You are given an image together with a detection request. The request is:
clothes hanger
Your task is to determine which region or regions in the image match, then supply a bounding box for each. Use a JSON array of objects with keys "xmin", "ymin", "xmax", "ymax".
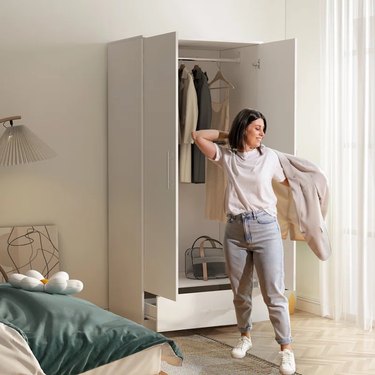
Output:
[{"xmin": 208, "ymin": 68, "xmax": 235, "ymax": 90}]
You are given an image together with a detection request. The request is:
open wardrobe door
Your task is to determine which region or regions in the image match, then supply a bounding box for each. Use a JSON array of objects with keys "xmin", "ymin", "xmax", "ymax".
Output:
[
  {"xmin": 256, "ymin": 39, "xmax": 296, "ymax": 291},
  {"xmin": 255, "ymin": 39, "xmax": 296, "ymax": 154},
  {"xmin": 222, "ymin": 38, "xmax": 296, "ymax": 291},
  {"xmin": 143, "ymin": 32, "xmax": 178, "ymax": 301}
]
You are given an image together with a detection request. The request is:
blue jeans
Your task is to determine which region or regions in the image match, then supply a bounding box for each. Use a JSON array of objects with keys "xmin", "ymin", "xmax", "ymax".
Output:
[{"xmin": 224, "ymin": 210, "xmax": 292, "ymax": 345}]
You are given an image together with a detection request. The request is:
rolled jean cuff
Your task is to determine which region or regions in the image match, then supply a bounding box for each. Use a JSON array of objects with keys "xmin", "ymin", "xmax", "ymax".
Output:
[
  {"xmin": 276, "ymin": 337, "xmax": 293, "ymax": 345},
  {"xmin": 239, "ymin": 327, "xmax": 252, "ymax": 334}
]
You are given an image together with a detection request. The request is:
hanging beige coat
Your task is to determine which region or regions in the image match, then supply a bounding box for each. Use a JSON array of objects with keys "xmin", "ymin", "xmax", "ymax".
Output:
[{"xmin": 179, "ymin": 66, "xmax": 198, "ymax": 183}]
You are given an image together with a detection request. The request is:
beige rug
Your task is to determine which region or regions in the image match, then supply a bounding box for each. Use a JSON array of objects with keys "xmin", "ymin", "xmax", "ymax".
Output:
[{"xmin": 162, "ymin": 334, "xmax": 301, "ymax": 374}]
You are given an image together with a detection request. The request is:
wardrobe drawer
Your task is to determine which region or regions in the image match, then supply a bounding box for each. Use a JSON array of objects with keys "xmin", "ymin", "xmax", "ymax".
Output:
[
  {"xmin": 157, "ymin": 288, "xmax": 268, "ymax": 332},
  {"xmin": 144, "ymin": 297, "xmax": 157, "ymax": 331},
  {"xmin": 150, "ymin": 289, "xmax": 269, "ymax": 332},
  {"xmin": 144, "ymin": 300, "xmax": 157, "ymax": 319}
]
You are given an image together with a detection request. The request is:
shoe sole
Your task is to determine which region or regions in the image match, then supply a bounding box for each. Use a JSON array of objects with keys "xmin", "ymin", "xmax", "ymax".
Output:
[
  {"xmin": 231, "ymin": 348, "xmax": 253, "ymax": 359},
  {"xmin": 279, "ymin": 369, "xmax": 296, "ymax": 375},
  {"xmin": 231, "ymin": 353, "xmax": 246, "ymax": 359}
]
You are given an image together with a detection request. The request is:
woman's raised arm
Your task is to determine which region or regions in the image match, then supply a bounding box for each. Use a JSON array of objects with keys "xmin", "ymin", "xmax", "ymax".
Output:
[{"xmin": 191, "ymin": 130, "xmax": 228, "ymax": 160}]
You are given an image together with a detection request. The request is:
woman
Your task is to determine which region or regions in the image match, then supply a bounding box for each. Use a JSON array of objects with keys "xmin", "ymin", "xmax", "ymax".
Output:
[{"xmin": 192, "ymin": 108, "xmax": 296, "ymax": 375}]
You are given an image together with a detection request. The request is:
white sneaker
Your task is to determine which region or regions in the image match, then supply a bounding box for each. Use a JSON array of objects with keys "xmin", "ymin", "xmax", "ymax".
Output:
[
  {"xmin": 279, "ymin": 349, "xmax": 296, "ymax": 375},
  {"xmin": 231, "ymin": 336, "xmax": 253, "ymax": 359}
]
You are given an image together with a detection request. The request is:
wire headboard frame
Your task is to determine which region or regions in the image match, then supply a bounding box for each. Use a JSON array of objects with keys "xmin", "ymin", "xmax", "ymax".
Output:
[
  {"xmin": 0, "ymin": 225, "xmax": 59, "ymax": 283},
  {"xmin": 0, "ymin": 264, "xmax": 7, "ymax": 281}
]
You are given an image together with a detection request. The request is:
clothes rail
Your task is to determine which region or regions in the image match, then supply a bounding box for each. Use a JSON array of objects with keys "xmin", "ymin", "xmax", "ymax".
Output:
[{"xmin": 178, "ymin": 57, "xmax": 240, "ymax": 63}]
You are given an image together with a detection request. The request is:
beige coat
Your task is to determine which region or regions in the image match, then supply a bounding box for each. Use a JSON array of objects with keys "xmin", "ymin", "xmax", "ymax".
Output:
[
  {"xmin": 179, "ymin": 66, "xmax": 198, "ymax": 183},
  {"xmin": 273, "ymin": 150, "xmax": 331, "ymax": 261}
]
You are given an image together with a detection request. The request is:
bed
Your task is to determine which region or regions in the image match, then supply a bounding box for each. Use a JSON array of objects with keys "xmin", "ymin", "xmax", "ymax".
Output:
[{"xmin": 0, "ymin": 225, "xmax": 182, "ymax": 375}]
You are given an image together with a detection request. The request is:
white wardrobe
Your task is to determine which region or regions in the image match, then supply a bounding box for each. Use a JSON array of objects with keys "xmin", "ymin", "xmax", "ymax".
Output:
[{"xmin": 108, "ymin": 32, "xmax": 296, "ymax": 332}]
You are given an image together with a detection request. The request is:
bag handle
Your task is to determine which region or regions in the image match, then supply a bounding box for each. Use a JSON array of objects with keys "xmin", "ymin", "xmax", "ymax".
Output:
[
  {"xmin": 199, "ymin": 239, "xmax": 209, "ymax": 281},
  {"xmin": 191, "ymin": 235, "xmax": 222, "ymax": 249},
  {"xmin": 198, "ymin": 237, "xmax": 223, "ymax": 281},
  {"xmin": 191, "ymin": 235, "xmax": 224, "ymax": 281}
]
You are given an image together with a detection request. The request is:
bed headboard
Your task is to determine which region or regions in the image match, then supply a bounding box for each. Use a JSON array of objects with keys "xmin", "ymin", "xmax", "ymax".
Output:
[{"xmin": 0, "ymin": 225, "xmax": 59, "ymax": 283}]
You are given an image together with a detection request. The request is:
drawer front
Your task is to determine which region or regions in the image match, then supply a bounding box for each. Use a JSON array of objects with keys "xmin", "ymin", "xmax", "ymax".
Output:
[
  {"xmin": 144, "ymin": 289, "xmax": 268, "ymax": 332},
  {"xmin": 157, "ymin": 289, "xmax": 237, "ymax": 332}
]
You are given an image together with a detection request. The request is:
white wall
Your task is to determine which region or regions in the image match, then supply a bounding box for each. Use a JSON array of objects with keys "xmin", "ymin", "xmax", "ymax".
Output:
[{"xmin": 0, "ymin": 0, "xmax": 322, "ymax": 309}]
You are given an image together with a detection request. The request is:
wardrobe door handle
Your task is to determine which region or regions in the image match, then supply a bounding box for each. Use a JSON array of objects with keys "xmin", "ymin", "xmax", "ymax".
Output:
[
  {"xmin": 167, "ymin": 151, "xmax": 170, "ymax": 190},
  {"xmin": 166, "ymin": 150, "xmax": 175, "ymax": 190}
]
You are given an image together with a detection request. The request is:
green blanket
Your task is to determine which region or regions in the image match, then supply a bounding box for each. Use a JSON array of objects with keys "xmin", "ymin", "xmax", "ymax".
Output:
[{"xmin": 0, "ymin": 284, "xmax": 182, "ymax": 374}]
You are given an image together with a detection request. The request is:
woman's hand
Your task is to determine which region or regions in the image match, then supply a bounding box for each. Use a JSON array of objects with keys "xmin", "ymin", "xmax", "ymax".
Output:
[{"xmin": 281, "ymin": 178, "xmax": 289, "ymax": 187}]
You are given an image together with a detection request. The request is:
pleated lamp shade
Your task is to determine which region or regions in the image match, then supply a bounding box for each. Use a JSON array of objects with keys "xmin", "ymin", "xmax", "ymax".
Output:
[{"xmin": 0, "ymin": 120, "xmax": 56, "ymax": 167}]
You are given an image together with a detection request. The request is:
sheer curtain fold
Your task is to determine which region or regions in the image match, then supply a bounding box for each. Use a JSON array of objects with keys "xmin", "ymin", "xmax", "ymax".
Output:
[{"xmin": 320, "ymin": 0, "xmax": 375, "ymax": 330}]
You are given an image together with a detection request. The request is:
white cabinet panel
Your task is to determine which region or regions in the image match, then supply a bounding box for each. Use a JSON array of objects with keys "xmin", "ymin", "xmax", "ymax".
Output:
[
  {"xmin": 221, "ymin": 39, "xmax": 296, "ymax": 153},
  {"xmin": 143, "ymin": 32, "xmax": 178, "ymax": 300},
  {"xmin": 255, "ymin": 39, "xmax": 296, "ymax": 290},
  {"xmin": 108, "ymin": 37, "xmax": 144, "ymax": 323},
  {"xmin": 255, "ymin": 39, "xmax": 296, "ymax": 154},
  {"xmin": 222, "ymin": 40, "xmax": 296, "ymax": 290}
]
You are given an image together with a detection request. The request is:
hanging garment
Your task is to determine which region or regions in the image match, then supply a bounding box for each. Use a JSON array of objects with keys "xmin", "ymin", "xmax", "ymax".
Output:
[
  {"xmin": 272, "ymin": 150, "xmax": 331, "ymax": 261},
  {"xmin": 192, "ymin": 66, "xmax": 212, "ymax": 183},
  {"xmin": 178, "ymin": 65, "xmax": 198, "ymax": 183},
  {"xmin": 205, "ymin": 94, "xmax": 230, "ymax": 221}
]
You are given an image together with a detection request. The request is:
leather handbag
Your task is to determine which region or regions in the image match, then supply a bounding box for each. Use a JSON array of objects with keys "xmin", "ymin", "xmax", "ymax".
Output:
[{"xmin": 185, "ymin": 235, "xmax": 227, "ymax": 281}]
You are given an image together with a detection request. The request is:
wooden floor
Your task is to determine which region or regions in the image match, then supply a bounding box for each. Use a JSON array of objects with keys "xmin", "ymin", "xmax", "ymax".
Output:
[{"xmin": 189, "ymin": 310, "xmax": 375, "ymax": 375}]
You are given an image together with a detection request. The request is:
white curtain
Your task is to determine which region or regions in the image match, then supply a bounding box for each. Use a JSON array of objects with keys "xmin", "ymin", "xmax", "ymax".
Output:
[{"xmin": 320, "ymin": 0, "xmax": 375, "ymax": 330}]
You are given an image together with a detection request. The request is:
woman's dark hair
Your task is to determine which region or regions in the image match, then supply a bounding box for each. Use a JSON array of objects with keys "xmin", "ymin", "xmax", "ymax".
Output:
[{"xmin": 228, "ymin": 108, "xmax": 267, "ymax": 154}]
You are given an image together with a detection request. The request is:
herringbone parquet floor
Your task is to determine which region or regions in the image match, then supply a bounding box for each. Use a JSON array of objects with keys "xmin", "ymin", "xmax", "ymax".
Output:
[{"xmin": 193, "ymin": 310, "xmax": 375, "ymax": 375}]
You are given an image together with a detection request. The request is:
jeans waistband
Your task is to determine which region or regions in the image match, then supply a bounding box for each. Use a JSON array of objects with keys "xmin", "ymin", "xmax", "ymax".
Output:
[{"xmin": 227, "ymin": 210, "xmax": 265, "ymax": 221}]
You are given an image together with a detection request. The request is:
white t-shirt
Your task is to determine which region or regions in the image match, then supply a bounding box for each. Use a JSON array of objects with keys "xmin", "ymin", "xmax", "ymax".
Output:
[{"xmin": 212, "ymin": 144, "xmax": 285, "ymax": 216}]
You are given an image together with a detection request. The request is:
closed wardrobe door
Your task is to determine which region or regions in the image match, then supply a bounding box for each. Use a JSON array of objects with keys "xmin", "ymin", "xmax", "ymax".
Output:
[{"xmin": 143, "ymin": 32, "xmax": 178, "ymax": 300}]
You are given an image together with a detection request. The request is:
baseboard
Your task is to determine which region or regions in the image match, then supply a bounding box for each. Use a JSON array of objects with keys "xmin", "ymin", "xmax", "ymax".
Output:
[{"xmin": 296, "ymin": 295, "xmax": 321, "ymax": 315}]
